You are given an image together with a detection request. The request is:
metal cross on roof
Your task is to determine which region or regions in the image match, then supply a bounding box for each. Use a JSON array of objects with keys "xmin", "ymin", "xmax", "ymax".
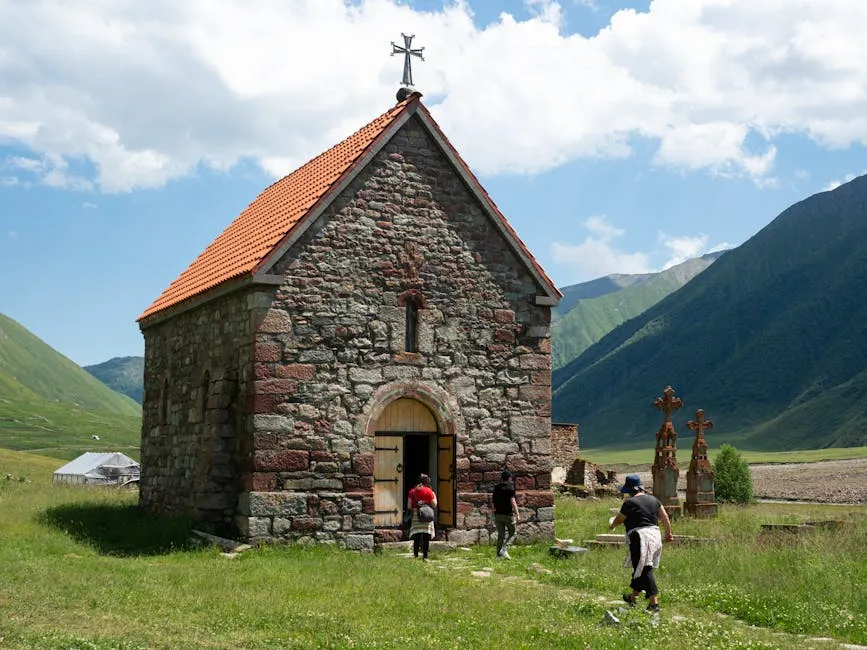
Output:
[{"xmin": 391, "ymin": 33, "xmax": 424, "ymax": 87}]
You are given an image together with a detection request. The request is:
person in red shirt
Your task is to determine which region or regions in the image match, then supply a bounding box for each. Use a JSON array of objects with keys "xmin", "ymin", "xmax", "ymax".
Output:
[{"xmin": 407, "ymin": 474, "xmax": 437, "ymax": 560}]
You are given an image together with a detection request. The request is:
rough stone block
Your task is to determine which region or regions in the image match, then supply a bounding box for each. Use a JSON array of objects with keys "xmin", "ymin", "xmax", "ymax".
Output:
[
  {"xmin": 250, "ymin": 473, "xmax": 277, "ymax": 491},
  {"xmin": 447, "ymin": 529, "xmax": 480, "ymax": 545},
  {"xmin": 510, "ymin": 416, "xmax": 550, "ymax": 439},
  {"xmin": 255, "ymin": 342, "xmax": 282, "ymax": 363},
  {"xmin": 291, "ymin": 517, "xmax": 321, "ymax": 533},
  {"xmin": 519, "ymin": 354, "xmax": 550, "ymax": 370},
  {"xmin": 255, "ymin": 450, "xmax": 309, "ymax": 472},
  {"xmin": 493, "ymin": 309, "xmax": 515, "ymax": 323},
  {"xmin": 344, "ymin": 533, "xmax": 374, "ymax": 550},
  {"xmin": 537, "ymin": 507, "xmax": 555, "ymax": 522},
  {"xmin": 259, "ymin": 309, "xmax": 292, "ymax": 334},
  {"xmin": 248, "ymin": 492, "xmax": 308, "ymax": 517},
  {"xmin": 276, "ymin": 364, "xmax": 316, "ymax": 380},
  {"xmin": 352, "ymin": 514, "xmax": 375, "ymax": 530},
  {"xmin": 255, "ymin": 379, "xmax": 298, "ymax": 395},
  {"xmin": 253, "ymin": 415, "xmax": 294, "ymax": 433},
  {"xmin": 352, "ymin": 452, "xmax": 374, "ymax": 476},
  {"xmin": 348, "ymin": 367, "xmax": 383, "ymax": 383},
  {"xmin": 298, "ymin": 349, "xmax": 335, "ymax": 363},
  {"xmin": 521, "ymin": 491, "xmax": 555, "ymax": 508}
]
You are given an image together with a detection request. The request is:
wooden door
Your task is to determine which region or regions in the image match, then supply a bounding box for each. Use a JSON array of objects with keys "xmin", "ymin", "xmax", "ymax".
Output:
[
  {"xmin": 436, "ymin": 434, "xmax": 455, "ymax": 527},
  {"xmin": 374, "ymin": 435, "xmax": 403, "ymax": 527}
]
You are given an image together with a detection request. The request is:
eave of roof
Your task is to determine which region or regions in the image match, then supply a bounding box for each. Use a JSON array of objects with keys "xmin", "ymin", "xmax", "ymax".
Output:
[{"xmin": 139, "ymin": 93, "xmax": 560, "ymax": 326}]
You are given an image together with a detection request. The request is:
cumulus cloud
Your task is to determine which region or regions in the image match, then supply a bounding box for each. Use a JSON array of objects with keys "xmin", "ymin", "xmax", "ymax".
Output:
[
  {"xmin": 823, "ymin": 170, "xmax": 867, "ymax": 191},
  {"xmin": 658, "ymin": 232, "xmax": 709, "ymax": 269},
  {"xmin": 551, "ymin": 215, "xmax": 652, "ymax": 281},
  {"xmin": 0, "ymin": 0, "xmax": 866, "ymax": 192},
  {"xmin": 554, "ymin": 217, "xmax": 734, "ymax": 281}
]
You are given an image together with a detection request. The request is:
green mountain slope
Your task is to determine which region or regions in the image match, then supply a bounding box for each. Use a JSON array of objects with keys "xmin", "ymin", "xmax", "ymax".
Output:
[
  {"xmin": 0, "ymin": 314, "xmax": 140, "ymax": 416},
  {"xmin": 552, "ymin": 253, "xmax": 721, "ymax": 369},
  {"xmin": 552, "ymin": 174, "xmax": 867, "ymax": 451},
  {"xmin": 553, "ymin": 274, "xmax": 654, "ymax": 321},
  {"xmin": 84, "ymin": 356, "xmax": 144, "ymax": 404}
]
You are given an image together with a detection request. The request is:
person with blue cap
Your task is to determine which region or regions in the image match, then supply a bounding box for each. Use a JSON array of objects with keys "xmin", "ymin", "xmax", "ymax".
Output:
[{"xmin": 608, "ymin": 474, "xmax": 674, "ymax": 613}]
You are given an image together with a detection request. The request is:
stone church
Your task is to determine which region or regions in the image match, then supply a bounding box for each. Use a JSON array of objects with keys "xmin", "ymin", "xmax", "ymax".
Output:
[{"xmin": 137, "ymin": 90, "xmax": 562, "ymax": 549}]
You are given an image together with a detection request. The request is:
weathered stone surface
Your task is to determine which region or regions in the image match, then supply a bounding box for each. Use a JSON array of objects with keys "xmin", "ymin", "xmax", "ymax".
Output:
[
  {"xmin": 344, "ymin": 533, "xmax": 375, "ymax": 550},
  {"xmin": 245, "ymin": 492, "xmax": 308, "ymax": 517},
  {"xmin": 254, "ymin": 450, "xmax": 309, "ymax": 472}
]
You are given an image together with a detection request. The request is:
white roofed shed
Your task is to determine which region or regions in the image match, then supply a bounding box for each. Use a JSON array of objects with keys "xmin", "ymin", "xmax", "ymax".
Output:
[{"xmin": 52, "ymin": 452, "xmax": 140, "ymax": 485}]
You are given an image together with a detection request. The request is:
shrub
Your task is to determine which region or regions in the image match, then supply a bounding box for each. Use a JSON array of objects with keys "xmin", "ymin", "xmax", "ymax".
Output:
[{"xmin": 713, "ymin": 444, "xmax": 754, "ymax": 503}]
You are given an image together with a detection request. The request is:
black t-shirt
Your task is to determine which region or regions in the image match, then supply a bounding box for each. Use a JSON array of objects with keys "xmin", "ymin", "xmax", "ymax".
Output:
[
  {"xmin": 492, "ymin": 481, "xmax": 516, "ymax": 515},
  {"xmin": 619, "ymin": 493, "xmax": 661, "ymax": 533}
]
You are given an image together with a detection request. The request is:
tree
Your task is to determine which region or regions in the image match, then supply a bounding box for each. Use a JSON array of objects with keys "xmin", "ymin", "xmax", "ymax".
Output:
[{"xmin": 713, "ymin": 444, "xmax": 753, "ymax": 503}]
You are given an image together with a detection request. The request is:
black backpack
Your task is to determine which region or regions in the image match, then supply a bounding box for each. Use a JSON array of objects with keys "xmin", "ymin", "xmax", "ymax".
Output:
[{"xmin": 417, "ymin": 504, "xmax": 435, "ymax": 522}]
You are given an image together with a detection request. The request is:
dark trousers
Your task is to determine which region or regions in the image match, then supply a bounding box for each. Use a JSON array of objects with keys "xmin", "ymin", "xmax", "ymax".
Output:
[
  {"xmin": 412, "ymin": 533, "xmax": 430, "ymax": 559},
  {"xmin": 628, "ymin": 531, "xmax": 659, "ymax": 597}
]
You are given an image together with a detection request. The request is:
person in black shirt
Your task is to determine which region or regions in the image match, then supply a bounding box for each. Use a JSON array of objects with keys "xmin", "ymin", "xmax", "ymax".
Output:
[
  {"xmin": 492, "ymin": 470, "xmax": 519, "ymax": 559},
  {"xmin": 609, "ymin": 474, "xmax": 674, "ymax": 613}
]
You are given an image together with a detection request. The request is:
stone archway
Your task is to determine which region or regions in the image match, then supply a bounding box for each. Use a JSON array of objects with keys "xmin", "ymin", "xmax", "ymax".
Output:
[{"xmin": 360, "ymin": 381, "xmax": 465, "ymax": 537}]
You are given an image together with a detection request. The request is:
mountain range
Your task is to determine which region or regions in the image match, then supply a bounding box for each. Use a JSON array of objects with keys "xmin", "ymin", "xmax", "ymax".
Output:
[
  {"xmin": 552, "ymin": 252, "xmax": 722, "ymax": 369},
  {"xmin": 0, "ymin": 313, "xmax": 140, "ymax": 459},
  {"xmin": 552, "ymin": 174, "xmax": 867, "ymax": 450},
  {"xmin": 84, "ymin": 357, "xmax": 144, "ymax": 404}
]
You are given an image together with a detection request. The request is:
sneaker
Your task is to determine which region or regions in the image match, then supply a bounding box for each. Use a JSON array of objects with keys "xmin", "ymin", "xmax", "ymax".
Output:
[
  {"xmin": 646, "ymin": 603, "xmax": 660, "ymax": 613},
  {"xmin": 499, "ymin": 549, "xmax": 512, "ymax": 560},
  {"xmin": 622, "ymin": 593, "xmax": 637, "ymax": 607}
]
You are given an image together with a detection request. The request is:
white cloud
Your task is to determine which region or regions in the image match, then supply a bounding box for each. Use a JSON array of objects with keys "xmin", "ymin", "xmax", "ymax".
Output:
[
  {"xmin": 6, "ymin": 153, "xmax": 92, "ymax": 190},
  {"xmin": 7, "ymin": 230, "xmax": 17, "ymax": 238},
  {"xmin": 82, "ymin": 201, "xmax": 97, "ymax": 209},
  {"xmin": 658, "ymin": 232, "xmax": 709, "ymax": 269},
  {"xmin": 0, "ymin": 175, "xmax": 18, "ymax": 186},
  {"xmin": 823, "ymin": 170, "xmax": 866, "ymax": 191},
  {"xmin": 0, "ymin": 0, "xmax": 866, "ymax": 192},
  {"xmin": 551, "ymin": 215, "xmax": 651, "ymax": 281},
  {"xmin": 707, "ymin": 241, "xmax": 735, "ymax": 254}
]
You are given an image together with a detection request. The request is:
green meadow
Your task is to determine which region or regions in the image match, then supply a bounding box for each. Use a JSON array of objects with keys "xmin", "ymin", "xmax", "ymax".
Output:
[
  {"xmin": 582, "ymin": 444, "xmax": 867, "ymax": 470},
  {"xmin": 1, "ymin": 449, "xmax": 865, "ymax": 649}
]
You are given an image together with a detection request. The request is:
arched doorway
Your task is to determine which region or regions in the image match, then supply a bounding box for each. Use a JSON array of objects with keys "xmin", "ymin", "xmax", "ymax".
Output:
[{"xmin": 373, "ymin": 397, "xmax": 455, "ymax": 529}]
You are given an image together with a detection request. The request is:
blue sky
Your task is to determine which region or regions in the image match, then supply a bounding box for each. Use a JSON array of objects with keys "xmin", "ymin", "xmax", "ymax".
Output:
[{"xmin": 1, "ymin": 0, "xmax": 866, "ymax": 366}]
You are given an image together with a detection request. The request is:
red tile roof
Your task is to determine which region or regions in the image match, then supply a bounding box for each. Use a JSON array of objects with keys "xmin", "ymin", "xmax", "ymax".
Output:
[{"xmin": 139, "ymin": 93, "xmax": 559, "ymax": 323}]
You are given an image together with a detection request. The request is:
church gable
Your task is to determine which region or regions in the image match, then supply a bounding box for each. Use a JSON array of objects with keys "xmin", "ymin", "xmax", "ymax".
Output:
[{"xmin": 267, "ymin": 114, "xmax": 547, "ymax": 315}]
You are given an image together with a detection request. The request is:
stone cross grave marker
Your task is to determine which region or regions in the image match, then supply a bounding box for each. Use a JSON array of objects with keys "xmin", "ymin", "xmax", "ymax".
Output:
[
  {"xmin": 685, "ymin": 409, "xmax": 717, "ymax": 517},
  {"xmin": 651, "ymin": 385, "xmax": 682, "ymax": 515}
]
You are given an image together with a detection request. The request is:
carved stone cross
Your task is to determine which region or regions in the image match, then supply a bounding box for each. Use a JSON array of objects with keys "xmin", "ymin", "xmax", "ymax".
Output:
[
  {"xmin": 687, "ymin": 409, "xmax": 713, "ymax": 440},
  {"xmin": 391, "ymin": 33, "xmax": 424, "ymax": 87},
  {"xmin": 654, "ymin": 385, "xmax": 683, "ymax": 422},
  {"xmin": 398, "ymin": 241, "xmax": 424, "ymax": 280}
]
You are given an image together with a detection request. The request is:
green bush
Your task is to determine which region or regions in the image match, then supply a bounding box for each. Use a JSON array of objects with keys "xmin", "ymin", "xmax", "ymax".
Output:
[{"xmin": 713, "ymin": 444, "xmax": 754, "ymax": 503}]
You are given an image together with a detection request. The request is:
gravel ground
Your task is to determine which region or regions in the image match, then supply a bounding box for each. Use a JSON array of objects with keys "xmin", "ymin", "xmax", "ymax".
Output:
[{"xmin": 633, "ymin": 458, "xmax": 867, "ymax": 504}]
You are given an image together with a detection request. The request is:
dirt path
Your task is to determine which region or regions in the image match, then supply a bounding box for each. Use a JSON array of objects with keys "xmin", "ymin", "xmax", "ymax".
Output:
[{"xmin": 635, "ymin": 458, "xmax": 867, "ymax": 504}]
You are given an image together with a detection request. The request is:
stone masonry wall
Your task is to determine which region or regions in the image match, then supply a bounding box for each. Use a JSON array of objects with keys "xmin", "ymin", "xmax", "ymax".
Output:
[
  {"xmin": 243, "ymin": 115, "xmax": 554, "ymax": 549},
  {"xmin": 551, "ymin": 422, "xmax": 579, "ymax": 485},
  {"xmin": 139, "ymin": 288, "xmax": 268, "ymax": 531}
]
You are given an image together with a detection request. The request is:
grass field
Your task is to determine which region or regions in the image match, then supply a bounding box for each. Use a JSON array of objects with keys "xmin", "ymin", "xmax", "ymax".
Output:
[
  {"xmin": 581, "ymin": 445, "xmax": 867, "ymax": 469},
  {"xmin": 0, "ymin": 399, "xmax": 140, "ymax": 462},
  {"xmin": 1, "ymin": 449, "xmax": 865, "ymax": 649}
]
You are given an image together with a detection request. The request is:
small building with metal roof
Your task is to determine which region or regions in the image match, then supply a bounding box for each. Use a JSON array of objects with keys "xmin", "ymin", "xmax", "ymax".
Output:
[{"xmin": 53, "ymin": 452, "xmax": 140, "ymax": 485}]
